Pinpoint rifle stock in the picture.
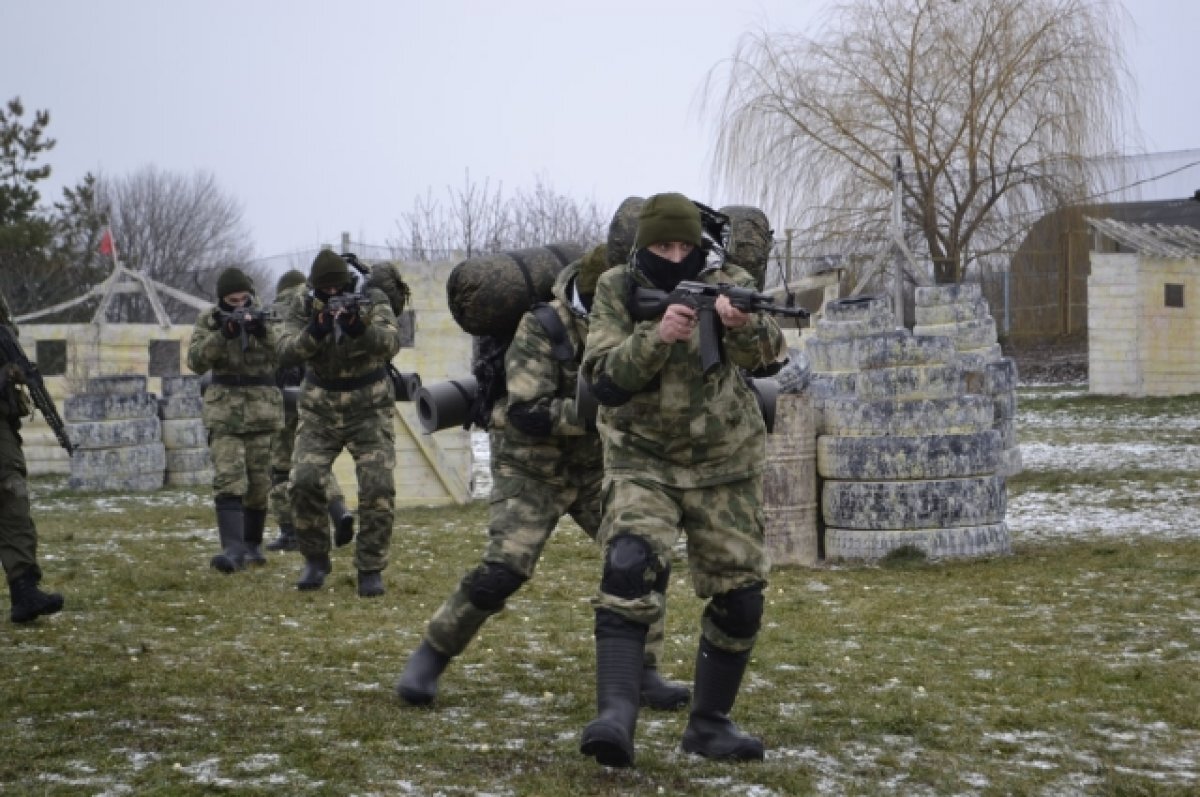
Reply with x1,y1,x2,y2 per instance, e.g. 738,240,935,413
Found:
0,325,75,455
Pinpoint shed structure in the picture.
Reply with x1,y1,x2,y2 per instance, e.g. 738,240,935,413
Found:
1086,218,1200,396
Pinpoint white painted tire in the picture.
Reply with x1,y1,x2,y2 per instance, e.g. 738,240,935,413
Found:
825,523,1011,561
807,363,965,401
822,474,1007,530
983,358,1018,395
159,394,204,420
160,375,203,397
165,469,214,488
67,417,162,450
69,442,166,477
820,395,995,437
68,470,165,492
161,418,209,449
805,332,956,372
914,297,989,326
165,446,212,472
915,283,981,306
82,375,149,396
998,446,1023,477
993,391,1018,420
913,317,998,351
955,345,1003,372
817,430,1001,480
63,392,160,422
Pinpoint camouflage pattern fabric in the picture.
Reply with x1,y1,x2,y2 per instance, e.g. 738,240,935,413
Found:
0,290,42,584
187,301,284,509
276,286,401,571
424,258,673,668
606,196,645,267
581,260,784,647
719,205,774,291
267,285,343,529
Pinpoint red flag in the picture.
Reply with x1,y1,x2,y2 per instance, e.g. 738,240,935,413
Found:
98,229,114,256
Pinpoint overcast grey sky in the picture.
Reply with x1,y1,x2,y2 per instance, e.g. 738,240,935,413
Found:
2,0,1196,263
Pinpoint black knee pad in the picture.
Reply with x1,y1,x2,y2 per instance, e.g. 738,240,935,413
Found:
601,535,658,600
466,562,526,612
706,582,765,640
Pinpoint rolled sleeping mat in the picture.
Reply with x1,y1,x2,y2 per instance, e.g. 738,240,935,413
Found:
446,243,584,337
575,374,598,427
749,377,780,434
415,376,479,433
387,367,423,402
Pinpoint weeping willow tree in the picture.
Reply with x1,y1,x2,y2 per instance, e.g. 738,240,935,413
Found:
704,0,1135,284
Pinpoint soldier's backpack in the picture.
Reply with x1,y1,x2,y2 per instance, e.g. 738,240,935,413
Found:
341,253,411,318
465,303,574,431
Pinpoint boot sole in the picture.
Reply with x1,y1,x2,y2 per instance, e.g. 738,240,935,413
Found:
210,556,243,574
681,737,765,761
580,725,634,768
396,684,435,706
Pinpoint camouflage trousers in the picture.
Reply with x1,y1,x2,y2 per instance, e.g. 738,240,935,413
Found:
269,409,344,529
291,405,395,572
209,429,274,510
425,463,674,669
0,421,40,583
594,475,770,653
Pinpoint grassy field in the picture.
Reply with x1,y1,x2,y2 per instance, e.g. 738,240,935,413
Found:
2,388,1198,796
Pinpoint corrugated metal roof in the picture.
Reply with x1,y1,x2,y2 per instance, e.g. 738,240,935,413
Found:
1085,217,1200,257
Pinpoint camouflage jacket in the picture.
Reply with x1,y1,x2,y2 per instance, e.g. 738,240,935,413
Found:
491,260,601,481
581,261,785,488
187,300,284,435
275,286,401,417
0,288,26,422
271,285,306,388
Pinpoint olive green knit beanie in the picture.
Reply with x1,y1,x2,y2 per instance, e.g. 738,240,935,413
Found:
275,269,307,294
309,250,350,290
216,267,254,299
633,192,702,251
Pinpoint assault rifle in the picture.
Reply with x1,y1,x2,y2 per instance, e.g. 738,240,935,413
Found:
323,292,372,342
0,325,76,454
216,306,269,352
631,280,809,376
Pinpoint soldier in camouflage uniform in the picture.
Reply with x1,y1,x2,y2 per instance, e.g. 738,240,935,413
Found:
264,269,354,553
276,250,401,598
579,193,786,767
0,288,65,623
395,239,688,711
188,267,284,572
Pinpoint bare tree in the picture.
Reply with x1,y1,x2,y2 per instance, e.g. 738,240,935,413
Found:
98,166,263,320
391,172,606,260
704,0,1135,283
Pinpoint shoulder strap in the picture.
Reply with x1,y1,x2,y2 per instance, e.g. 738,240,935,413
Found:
530,303,574,363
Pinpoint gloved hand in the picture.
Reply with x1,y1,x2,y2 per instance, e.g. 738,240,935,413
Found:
307,310,334,341
246,313,267,338
220,315,240,339
337,309,368,338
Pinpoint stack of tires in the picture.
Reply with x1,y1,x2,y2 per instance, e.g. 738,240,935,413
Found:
65,375,165,492
807,296,1011,561
158,376,213,488
912,284,1022,477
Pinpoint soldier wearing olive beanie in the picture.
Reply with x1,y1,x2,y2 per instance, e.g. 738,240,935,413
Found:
275,269,307,295
309,250,351,291
579,191,786,768
216,267,254,300
633,192,703,251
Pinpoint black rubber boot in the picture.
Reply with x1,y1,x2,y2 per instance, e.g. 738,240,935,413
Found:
328,498,355,547
580,616,646,768
265,523,297,552
640,666,690,711
211,495,247,574
357,570,384,598
242,508,268,567
396,639,452,706
680,638,765,761
296,554,332,591
8,574,64,624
